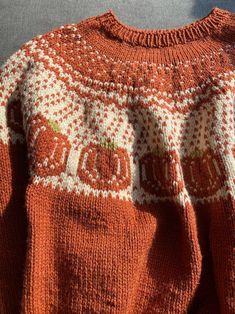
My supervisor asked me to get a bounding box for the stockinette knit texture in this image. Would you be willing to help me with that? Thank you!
[0,6,235,314]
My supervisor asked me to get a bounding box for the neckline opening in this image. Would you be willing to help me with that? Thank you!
[77,6,234,63]
[96,7,232,48]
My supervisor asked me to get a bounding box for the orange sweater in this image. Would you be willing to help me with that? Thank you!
[0,6,235,314]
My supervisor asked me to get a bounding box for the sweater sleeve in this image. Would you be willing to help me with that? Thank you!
[0,44,31,313]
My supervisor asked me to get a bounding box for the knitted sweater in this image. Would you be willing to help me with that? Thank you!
[0,6,235,314]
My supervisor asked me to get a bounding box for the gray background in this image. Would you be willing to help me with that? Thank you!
[0,0,235,65]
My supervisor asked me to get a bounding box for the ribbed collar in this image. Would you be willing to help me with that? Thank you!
[97,7,231,48]
[77,7,235,63]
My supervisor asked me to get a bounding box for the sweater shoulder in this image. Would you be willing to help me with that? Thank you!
[11,19,89,64]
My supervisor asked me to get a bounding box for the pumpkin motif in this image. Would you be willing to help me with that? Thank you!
[27,113,71,176]
[77,138,131,192]
[181,147,226,197]
[139,145,184,196]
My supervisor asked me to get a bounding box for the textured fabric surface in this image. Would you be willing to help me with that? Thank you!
[1,1,235,65]
[0,6,235,314]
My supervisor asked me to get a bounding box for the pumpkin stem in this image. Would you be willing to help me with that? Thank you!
[100,137,118,150]
[152,146,158,155]
[152,145,164,156]
[48,119,61,133]
[191,147,202,158]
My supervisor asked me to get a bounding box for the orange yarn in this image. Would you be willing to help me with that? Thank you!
[0,6,235,314]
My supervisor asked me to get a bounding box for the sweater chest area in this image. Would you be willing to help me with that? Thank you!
[16,56,235,204]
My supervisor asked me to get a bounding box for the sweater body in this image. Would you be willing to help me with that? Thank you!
[0,7,235,314]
